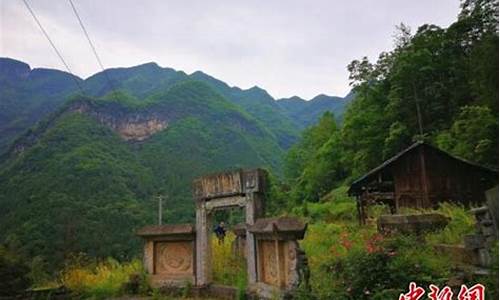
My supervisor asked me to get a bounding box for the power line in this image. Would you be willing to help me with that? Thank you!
[68,0,118,97]
[22,0,84,94]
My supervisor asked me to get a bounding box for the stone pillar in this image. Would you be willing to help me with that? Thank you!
[246,193,258,284]
[243,170,264,285]
[144,240,154,274]
[195,201,212,286]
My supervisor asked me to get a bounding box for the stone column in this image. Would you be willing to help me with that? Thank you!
[144,240,154,274]
[246,193,258,284]
[195,201,212,286]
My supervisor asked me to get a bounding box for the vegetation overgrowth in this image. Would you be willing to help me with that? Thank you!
[211,233,247,290]
[294,188,481,299]
[0,0,497,298]
[61,257,146,299]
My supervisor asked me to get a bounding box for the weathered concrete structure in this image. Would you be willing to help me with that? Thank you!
[137,168,309,299]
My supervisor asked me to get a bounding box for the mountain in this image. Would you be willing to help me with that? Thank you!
[83,62,188,99]
[0,58,82,152]
[0,57,352,268]
[0,80,283,267]
[190,71,300,148]
[0,58,353,153]
[277,91,355,128]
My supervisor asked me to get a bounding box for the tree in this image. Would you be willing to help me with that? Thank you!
[436,106,498,166]
[285,112,341,203]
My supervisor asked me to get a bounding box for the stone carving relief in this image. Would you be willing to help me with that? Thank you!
[154,241,193,276]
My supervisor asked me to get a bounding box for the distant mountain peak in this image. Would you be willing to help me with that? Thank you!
[191,70,207,76]
[135,61,161,69]
[245,86,272,98]
[248,85,265,91]
[30,68,83,81]
[310,94,343,102]
[0,57,31,80]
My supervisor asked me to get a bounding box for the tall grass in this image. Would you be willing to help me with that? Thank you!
[425,202,476,244]
[211,232,247,287]
[61,257,144,299]
[296,193,479,299]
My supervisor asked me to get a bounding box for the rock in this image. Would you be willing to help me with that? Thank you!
[464,234,486,250]
[377,213,449,234]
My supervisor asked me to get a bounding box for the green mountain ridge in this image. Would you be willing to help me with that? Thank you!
[277,91,355,127]
[0,79,284,268]
[0,58,82,152]
[0,57,353,153]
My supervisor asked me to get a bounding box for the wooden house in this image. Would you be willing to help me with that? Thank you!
[348,141,498,224]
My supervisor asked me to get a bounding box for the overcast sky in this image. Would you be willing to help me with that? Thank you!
[1,0,460,99]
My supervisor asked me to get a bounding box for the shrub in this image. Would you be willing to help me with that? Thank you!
[425,203,475,245]
[211,232,247,287]
[299,204,464,300]
[61,256,145,299]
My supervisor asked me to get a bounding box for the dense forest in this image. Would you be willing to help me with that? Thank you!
[278,0,498,207]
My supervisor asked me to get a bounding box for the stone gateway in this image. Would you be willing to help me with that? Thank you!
[136,168,309,299]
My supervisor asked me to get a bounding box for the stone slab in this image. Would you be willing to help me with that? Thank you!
[377,213,449,234]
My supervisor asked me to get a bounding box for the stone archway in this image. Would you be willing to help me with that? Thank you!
[192,169,266,286]
[137,168,309,299]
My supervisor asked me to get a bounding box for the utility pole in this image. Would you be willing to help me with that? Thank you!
[412,81,424,137]
[158,195,163,225]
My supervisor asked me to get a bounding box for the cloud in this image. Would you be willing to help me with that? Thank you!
[1,0,459,99]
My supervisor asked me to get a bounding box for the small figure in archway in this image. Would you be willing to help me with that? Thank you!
[214,221,226,244]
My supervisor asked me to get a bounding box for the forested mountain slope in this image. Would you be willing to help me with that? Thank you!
[0,80,283,267]
[0,57,352,153]
[0,58,82,152]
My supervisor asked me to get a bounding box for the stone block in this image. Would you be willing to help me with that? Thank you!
[193,168,266,200]
[464,234,486,250]
[249,217,307,240]
[136,224,196,287]
[433,244,477,266]
[377,213,449,234]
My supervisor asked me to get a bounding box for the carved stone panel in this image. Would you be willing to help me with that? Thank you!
[154,241,194,278]
[258,240,286,287]
[193,170,243,200]
[193,169,266,200]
